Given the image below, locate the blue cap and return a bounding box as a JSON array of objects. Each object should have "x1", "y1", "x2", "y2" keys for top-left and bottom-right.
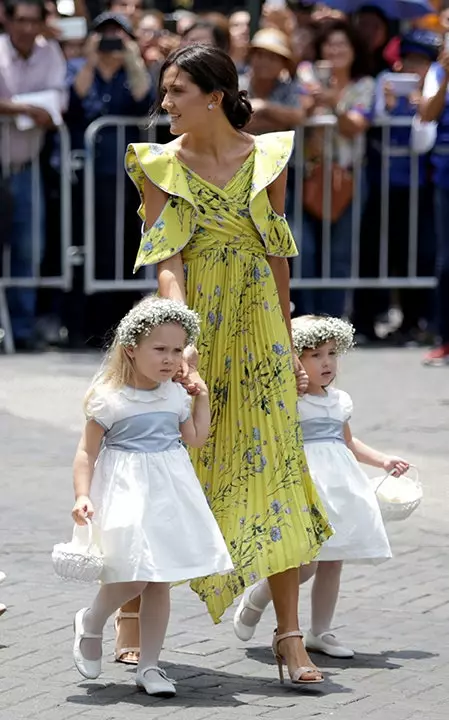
[
  {"x1": 400, "y1": 30, "x2": 441, "y2": 62},
  {"x1": 91, "y1": 12, "x2": 135, "y2": 39}
]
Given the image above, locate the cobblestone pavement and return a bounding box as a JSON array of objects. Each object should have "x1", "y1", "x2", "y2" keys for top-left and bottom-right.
[{"x1": 0, "y1": 349, "x2": 448, "y2": 720}]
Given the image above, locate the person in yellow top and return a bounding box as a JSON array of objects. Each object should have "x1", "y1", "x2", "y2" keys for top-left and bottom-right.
[{"x1": 119, "y1": 43, "x2": 333, "y2": 686}]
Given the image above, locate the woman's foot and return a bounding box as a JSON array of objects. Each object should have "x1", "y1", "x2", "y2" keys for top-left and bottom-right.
[
  {"x1": 114, "y1": 610, "x2": 140, "y2": 664},
  {"x1": 273, "y1": 630, "x2": 323, "y2": 684},
  {"x1": 305, "y1": 630, "x2": 354, "y2": 659}
]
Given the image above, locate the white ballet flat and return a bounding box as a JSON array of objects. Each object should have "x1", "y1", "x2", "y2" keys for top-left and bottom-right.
[
  {"x1": 305, "y1": 630, "x2": 354, "y2": 659},
  {"x1": 233, "y1": 587, "x2": 265, "y2": 642},
  {"x1": 136, "y1": 666, "x2": 176, "y2": 697},
  {"x1": 73, "y1": 608, "x2": 102, "y2": 679}
]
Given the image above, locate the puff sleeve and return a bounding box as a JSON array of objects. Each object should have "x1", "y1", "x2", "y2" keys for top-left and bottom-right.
[
  {"x1": 85, "y1": 388, "x2": 115, "y2": 431},
  {"x1": 125, "y1": 143, "x2": 198, "y2": 272},
  {"x1": 177, "y1": 384, "x2": 192, "y2": 424},
  {"x1": 338, "y1": 390, "x2": 354, "y2": 423},
  {"x1": 250, "y1": 131, "x2": 298, "y2": 258}
]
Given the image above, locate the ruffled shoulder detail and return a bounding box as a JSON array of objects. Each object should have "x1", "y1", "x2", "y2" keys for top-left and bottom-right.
[
  {"x1": 125, "y1": 143, "x2": 198, "y2": 271},
  {"x1": 250, "y1": 131, "x2": 298, "y2": 258},
  {"x1": 251, "y1": 131, "x2": 295, "y2": 200}
]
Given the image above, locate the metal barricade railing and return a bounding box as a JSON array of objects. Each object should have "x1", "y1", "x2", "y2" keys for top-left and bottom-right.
[
  {"x1": 0, "y1": 113, "x2": 438, "y2": 353},
  {"x1": 83, "y1": 115, "x2": 160, "y2": 295},
  {"x1": 82, "y1": 115, "x2": 437, "y2": 297},
  {"x1": 0, "y1": 120, "x2": 73, "y2": 353}
]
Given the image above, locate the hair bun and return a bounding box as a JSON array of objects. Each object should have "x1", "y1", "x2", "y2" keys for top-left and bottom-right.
[{"x1": 227, "y1": 89, "x2": 253, "y2": 130}]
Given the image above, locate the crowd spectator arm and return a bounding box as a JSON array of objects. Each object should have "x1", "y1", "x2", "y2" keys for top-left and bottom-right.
[
  {"x1": 419, "y1": 54, "x2": 449, "y2": 123},
  {"x1": 249, "y1": 98, "x2": 307, "y2": 133},
  {"x1": 309, "y1": 85, "x2": 371, "y2": 139},
  {"x1": 123, "y1": 38, "x2": 151, "y2": 101}
]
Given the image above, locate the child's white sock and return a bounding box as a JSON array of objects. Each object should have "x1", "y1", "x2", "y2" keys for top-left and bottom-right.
[
  {"x1": 310, "y1": 561, "x2": 342, "y2": 636},
  {"x1": 82, "y1": 581, "x2": 148, "y2": 660},
  {"x1": 138, "y1": 582, "x2": 170, "y2": 671}
]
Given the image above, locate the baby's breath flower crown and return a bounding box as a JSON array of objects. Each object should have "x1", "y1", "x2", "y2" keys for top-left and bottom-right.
[
  {"x1": 292, "y1": 315, "x2": 355, "y2": 356},
  {"x1": 116, "y1": 297, "x2": 200, "y2": 347}
]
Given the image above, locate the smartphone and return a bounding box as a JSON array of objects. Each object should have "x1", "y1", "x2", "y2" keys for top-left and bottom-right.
[
  {"x1": 315, "y1": 60, "x2": 333, "y2": 88},
  {"x1": 382, "y1": 72, "x2": 420, "y2": 96},
  {"x1": 98, "y1": 36, "x2": 124, "y2": 53},
  {"x1": 53, "y1": 16, "x2": 87, "y2": 41},
  {"x1": 164, "y1": 14, "x2": 178, "y2": 34}
]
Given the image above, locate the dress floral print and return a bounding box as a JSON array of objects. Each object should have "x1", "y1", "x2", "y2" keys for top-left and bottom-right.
[{"x1": 125, "y1": 131, "x2": 333, "y2": 623}]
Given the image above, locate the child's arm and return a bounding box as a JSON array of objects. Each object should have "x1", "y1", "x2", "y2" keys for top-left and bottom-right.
[
  {"x1": 72, "y1": 420, "x2": 105, "y2": 525},
  {"x1": 344, "y1": 422, "x2": 409, "y2": 476},
  {"x1": 180, "y1": 373, "x2": 211, "y2": 449}
]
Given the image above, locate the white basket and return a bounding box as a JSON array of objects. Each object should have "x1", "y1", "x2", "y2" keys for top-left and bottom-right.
[
  {"x1": 372, "y1": 466, "x2": 422, "y2": 523},
  {"x1": 52, "y1": 518, "x2": 104, "y2": 583}
]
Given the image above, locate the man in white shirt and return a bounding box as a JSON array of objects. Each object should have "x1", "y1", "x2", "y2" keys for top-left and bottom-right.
[{"x1": 0, "y1": 0, "x2": 66, "y2": 349}]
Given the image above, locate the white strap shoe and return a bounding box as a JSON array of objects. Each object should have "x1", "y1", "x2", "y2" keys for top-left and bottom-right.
[
  {"x1": 73, "y1": 608, "x2": 102, "y2": 679},
  {"x1": 233, "y1": 588, "x2": 265, "y2": 641},
  {"x1": 305, "y1": 630, "x2": 354, "y2": 659},
  {"x1": 136, "y1": 666, "x2": 176, "y2": 697}
]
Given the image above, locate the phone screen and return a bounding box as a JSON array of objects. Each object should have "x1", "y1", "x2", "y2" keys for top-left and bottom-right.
[{"x1": 98, "y1": 36, "x2": 124, "y2": 53}]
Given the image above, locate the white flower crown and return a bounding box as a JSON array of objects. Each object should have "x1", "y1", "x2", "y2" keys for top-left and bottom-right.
[
  {"x1": 292, "y1": 315, "x2": 355, "y2": 356},
  {"x1": 116, "y1": 297, "x2": 200, "y2": 347}
]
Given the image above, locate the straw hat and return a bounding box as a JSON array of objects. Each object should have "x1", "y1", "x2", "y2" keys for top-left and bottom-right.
[{"x1": 250, "y1": 28, "x2": 292, "y2": 61}]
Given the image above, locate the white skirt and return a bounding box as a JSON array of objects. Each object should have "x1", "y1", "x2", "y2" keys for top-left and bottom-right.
[
  {"x1": 306, "y1": 442, "x2": 392, "y2": 563},
  {"x1": 75, "y1": 444, "x2": 233, "y2": 583}
]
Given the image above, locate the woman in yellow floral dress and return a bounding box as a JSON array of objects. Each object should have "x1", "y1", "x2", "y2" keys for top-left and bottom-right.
[{"x1": 119, "y1": 44, "x2": 333, "y2": 685}]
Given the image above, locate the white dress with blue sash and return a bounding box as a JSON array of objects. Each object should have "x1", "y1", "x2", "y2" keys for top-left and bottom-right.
[
  {"x1": 299, "y1": 388, "x2": 391, "y2": 563},
  {"x1": 76, "y1": 381, "x2": 233, "y2": 584}
]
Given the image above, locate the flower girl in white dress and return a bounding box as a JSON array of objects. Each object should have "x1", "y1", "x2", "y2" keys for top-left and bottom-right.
[
  {"x1": 71, "y1": 297, "x2": 233, "y2": 697},
  {"x1": 233, "y1": 315, "x2": 409, "y2": 658}
]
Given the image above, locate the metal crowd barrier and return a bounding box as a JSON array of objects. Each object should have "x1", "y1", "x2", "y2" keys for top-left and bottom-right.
[
  {"x1": 0, "y1": 120, "x2": 72, "y2": 353},
  {"x1": 0, "y1": 113, "x2": 438, "y2": 354}
]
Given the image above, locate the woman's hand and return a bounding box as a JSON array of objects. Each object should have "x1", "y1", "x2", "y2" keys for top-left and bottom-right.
[
  {"x1": 382, "y1": 457, "x2": 410, "y2": 478},
  {"x1": 293, "y1": 353, "x2": 309, "y2": 396},
  {"x1": 175, "y1": 345, "x2": 202, "y2": 395},
  {"x1": 72, "y1": 496, "x2": 94, "y2": 525}
]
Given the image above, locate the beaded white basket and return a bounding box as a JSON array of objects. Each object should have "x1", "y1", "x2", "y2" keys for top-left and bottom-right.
[
  {"x1": 52, "y1": 518, "x2": 104, "y2": 583},
  {"x1": 372, "y1": 466, "x2": 422, "y2": 523}
]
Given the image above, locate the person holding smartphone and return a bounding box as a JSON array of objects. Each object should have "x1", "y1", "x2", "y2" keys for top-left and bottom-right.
[
  {"x1": 418, "y1": 23, "x2": 449, "y2": 366},
  {"x1": 63, "y1": 11, "x2": 153, "y2": 347},
  {"x1": 352, "y1": 30, "x2": 439, "y2": 347}
]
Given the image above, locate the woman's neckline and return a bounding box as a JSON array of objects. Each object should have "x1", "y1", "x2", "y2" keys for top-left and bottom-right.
[{"x1": 175, "y1": 144, "x2": 256, "y2": 193}]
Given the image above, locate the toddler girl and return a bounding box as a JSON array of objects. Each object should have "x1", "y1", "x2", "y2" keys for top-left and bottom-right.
[
  {"x1": 234, "y1": 315, "x2": 409, "y2": 658},
  {"x1": 71, "y1": 297, "x2": 233, "y2": 697}
]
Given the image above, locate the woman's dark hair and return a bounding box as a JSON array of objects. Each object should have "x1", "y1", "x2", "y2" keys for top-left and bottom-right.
[
  {"x1": 152, "y1": 44, "x2": 253, "y2": 130},
  {"x1": 314, "y1": 19, "x2": 371, "y2": 80},
  {"x1": 182, "y1": 20, "x2": 230, "y2": 53}
]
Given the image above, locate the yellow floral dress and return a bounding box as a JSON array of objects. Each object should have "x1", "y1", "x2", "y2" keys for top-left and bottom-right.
[{"x1": 125, "y1": 131, "x2": 332, "y2": 623}]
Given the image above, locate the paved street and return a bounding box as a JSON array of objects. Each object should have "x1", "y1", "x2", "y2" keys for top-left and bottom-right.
[{"x1": 0, "y1": 348, "x2": 448, "y2": 720}]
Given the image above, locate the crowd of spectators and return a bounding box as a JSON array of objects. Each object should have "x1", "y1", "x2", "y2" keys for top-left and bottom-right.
[{"x1": 1, "y1": 0, "x2": 449, "y2": 365}]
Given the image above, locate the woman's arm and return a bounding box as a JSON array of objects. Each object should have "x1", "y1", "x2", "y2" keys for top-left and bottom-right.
[
  {"x1": 420, "y1": 58, "x2": 449, "y2": 123},
  {"x1": 143, "y1": 177, "x2": 186, "y2": 303},
  {"x1": 267, "y1": 167, "x2": 293, "y2": 345}
]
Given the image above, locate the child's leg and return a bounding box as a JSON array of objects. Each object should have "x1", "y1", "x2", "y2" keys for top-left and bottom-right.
[
  {"x1": 305, "y1": 561, "x2": 353, "y2": 658},
  {"x1": 310, "y1": 561, "x2": 342, "y2": 635},
  {"x1": 82, "y1": 581, "x2": 148, "y2": 661},
  {"x1": 234, "y1": 562, "x2": 318, "y2": 639},
  {"x1": 138, "y1": 582, "x2": 170, "y2": 670}
]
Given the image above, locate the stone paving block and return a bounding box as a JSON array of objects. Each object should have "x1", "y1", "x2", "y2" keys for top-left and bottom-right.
[{"x1": 1, "y1": 350, "x2": 448, "y2": 720}]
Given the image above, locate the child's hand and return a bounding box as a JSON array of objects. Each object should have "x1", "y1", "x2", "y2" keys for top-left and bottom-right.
[
  {"x1": 383, "y1": 457, "x2": 410, "y2": 477},
  {"x1": 72, "y1": 496, "x2": 94, "y2": 525},
  {"x1": 293, "y1": 353, "x2": 309, "y2": 396},
  {"x1": 183, "y1": 370, "x2": 208, "y2": 398},
  {"x1": 383, "y1": 82, "x2": 397, "y2": 112}
]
